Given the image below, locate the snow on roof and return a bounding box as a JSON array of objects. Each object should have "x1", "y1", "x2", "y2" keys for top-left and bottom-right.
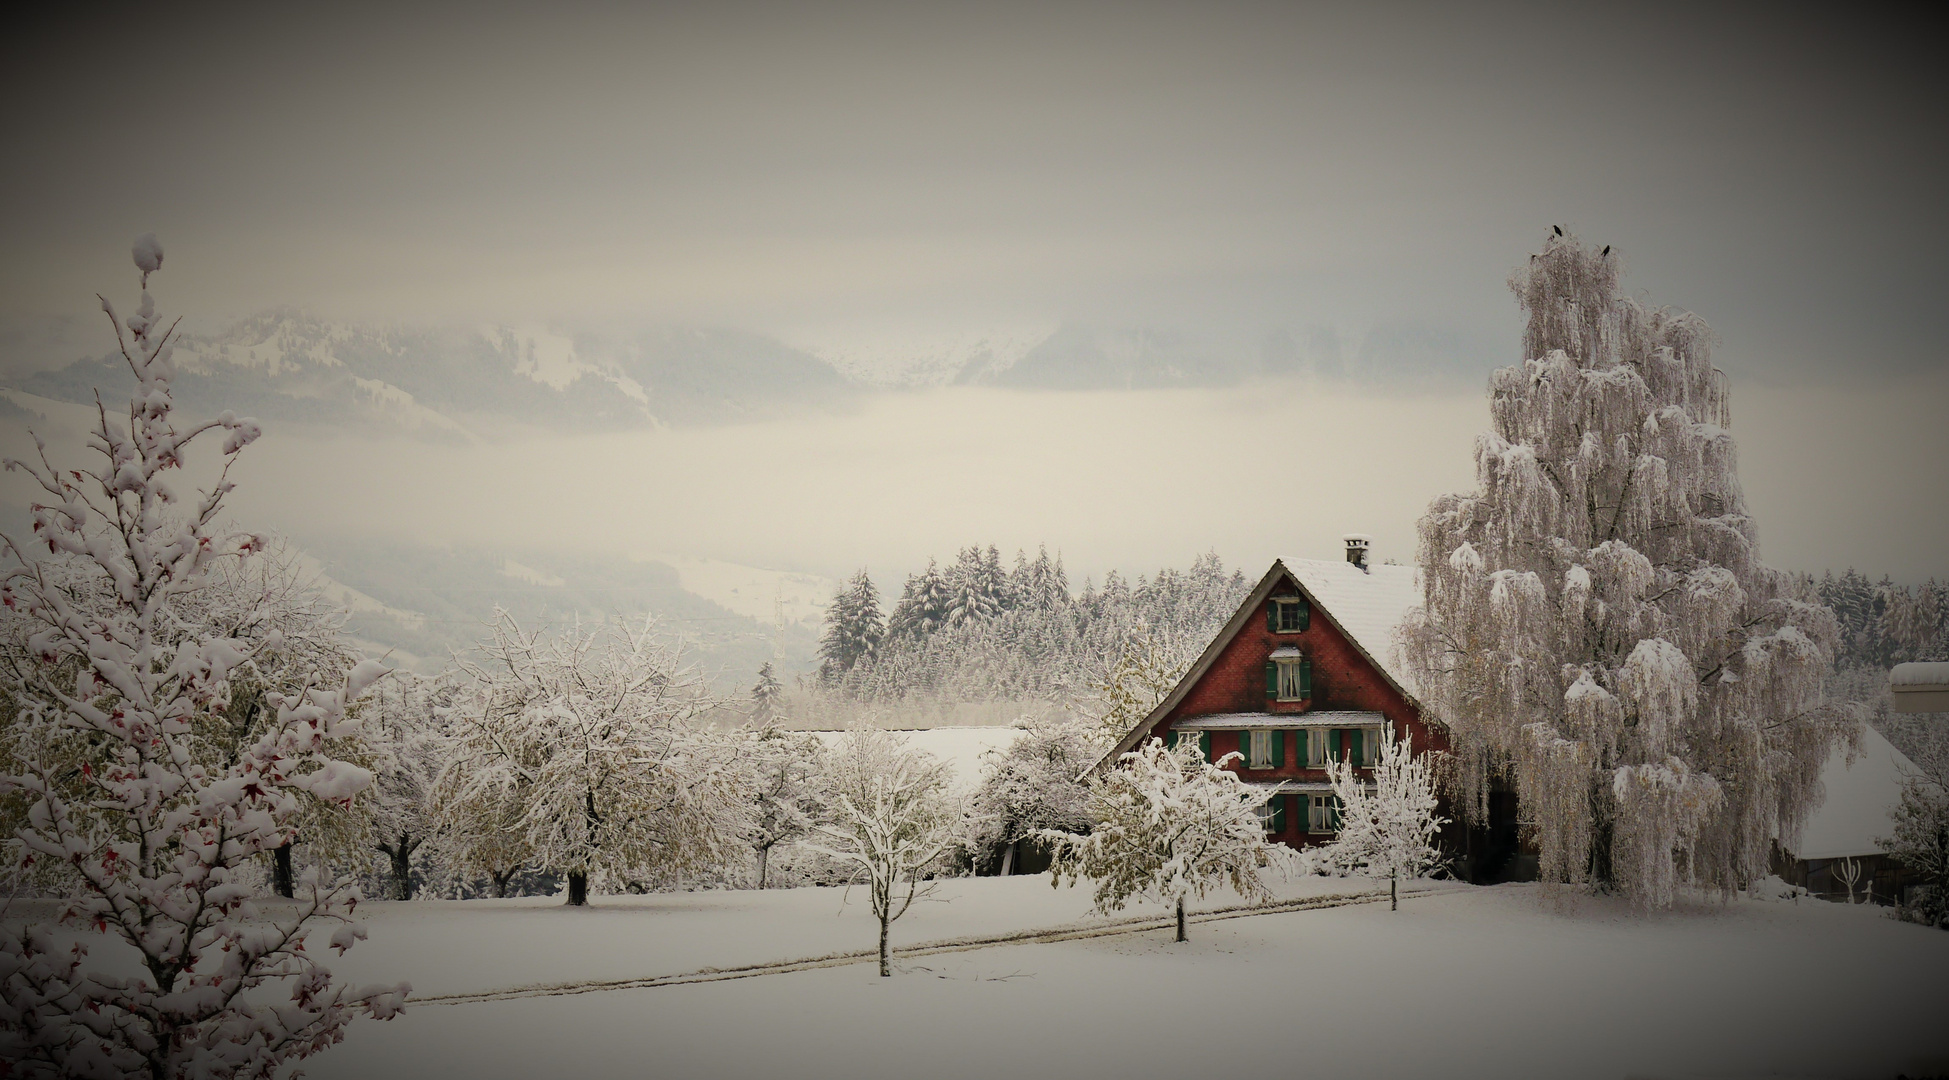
[
  {"x1": 1790, "y1": 724, "x2": 1926, "y2": 861},
  {"x1": 1171, "y1": 711, "x2": 1387, "y2": 730},
  {"x1": 811, "y1": 727, "x2": 1021, "y2": 796},
  {"x1": 1282, "y1": 557, "x2": 1425, "y2": 698},
  {"x1": 1891, "y1": 662, "x2": 1949, "y2": 688}
]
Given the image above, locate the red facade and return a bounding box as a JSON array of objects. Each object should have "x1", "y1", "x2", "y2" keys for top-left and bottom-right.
[{"x1": 1149, "y1": 565, "x2": 1448, "y2": 849}]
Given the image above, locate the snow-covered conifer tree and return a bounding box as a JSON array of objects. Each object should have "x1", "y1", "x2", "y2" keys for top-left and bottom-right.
[
  {"x1": 750, "y1": 662, "x2": 784, "y2": 725},
  {"x1": 1401, "y1": 232, "x2": 1853, "y2": 909},
  {"x1": 1321, "y1": 727, "x2": 1446, "y2": 910},
  {"x1": 819, "y1": 569, "x2": 884, "y2": 682},
  {"x1": 745, "y1": 725, "x2": 824, "y2": 889},
  {"x1": 1047, "y1": 738, "x2": 1282, "y2": 942},
  {"x1": 0, "y1": 237, "x2": 405, "y2": 1077},
  {"x1": 810, "y1": 729, "x2": 956, "y2": 975},
  {"x1": 945, "y1": 546, "x2": 1004, "y2": 627},
  {"x1": 884, "y1": 559, "x2": 952, "y2": 643},
  {"x1": 432, "y1": 611, "x2": 746, "y2": 905}
]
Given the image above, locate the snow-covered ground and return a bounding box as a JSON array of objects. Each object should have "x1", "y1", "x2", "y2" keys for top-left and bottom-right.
[{"x1": 310, "y1": 877, "x2": 1949, "y2": 1080}]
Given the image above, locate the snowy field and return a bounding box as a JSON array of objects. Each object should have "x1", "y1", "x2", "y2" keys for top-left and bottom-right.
[{"x1": 309, "y1": 877, "x2": 1949, "y2": 1080}]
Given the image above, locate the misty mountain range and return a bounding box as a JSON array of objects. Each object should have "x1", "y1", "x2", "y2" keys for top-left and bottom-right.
[{"x1": 4, "y1": 310, "x2": 1494, "y2": 435}]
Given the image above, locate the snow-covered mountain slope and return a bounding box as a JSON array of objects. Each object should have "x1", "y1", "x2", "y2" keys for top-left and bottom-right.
[
  {"x1": 781, "y1": 323, "x2": 1058, "y2": 388},
  {"x1": 14, "y1": 312, "x2": 855, "y2": 434}
]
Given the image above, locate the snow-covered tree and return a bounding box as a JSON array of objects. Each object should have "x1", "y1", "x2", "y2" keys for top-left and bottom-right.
[
  {"x1": 362, "y1": 674, "x2": 450, "y2": 901},
  {"x1": 1401, "y1": 231, "x2": 1854, "y2": 909},
  {"x1": 819, "y1": 569, "x2": 884, "y2": 682},
  {"x1": 1878, "y1": 775, "x2": 1949, "y2": 928},
  {"x1": 1088, "y1": 628, "x2": 1187, "y2": 741},
  {"x1": 744, "y1": 725, "x2": 824, "y2": 889},
  {"x1": 810, "y1": 728, "x2": 957, "y2": 976},
  {"x1": 0, "y1": 236, "x2": 405, "y2": 1077},
  {"x1": 945, "y1": 545, "x2": 1005, "y2": 627},
  {"x1": 966, "y1": 713, "x2": 1104, "y2": 874},
  {"x1": 1047, "y1": 737, "x2": 1283, "y2": 942},
  {"x1": 432, "y1": 611, "x2": 746, "y2": 905},
  {"x1": 884, "y1": 559, "x2": 953, "y2": 643},
  {"x1": 749, "y1": 662, "x2": 784, "y2": 725},
  {"x1": 1321, "y1": 727, "x2": 1446, "y2": 910}
]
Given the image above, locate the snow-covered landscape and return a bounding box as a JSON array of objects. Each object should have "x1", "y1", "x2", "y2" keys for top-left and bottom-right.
[
  {"x1": 316, "y1": 878, "x2": 1949, "y2": 1080},
  {"x1": 5, "y1": 6, "x2": 1949, "y2": 1080}
]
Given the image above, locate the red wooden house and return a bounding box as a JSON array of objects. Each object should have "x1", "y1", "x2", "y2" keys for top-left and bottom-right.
[{"x1": 1099, "y1": 539, "x2": 1452, "y2": 852}]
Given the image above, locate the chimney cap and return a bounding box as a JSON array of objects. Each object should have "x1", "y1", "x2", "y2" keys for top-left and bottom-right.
[{"x1": 1343, "y1": 534, "x2": 1371, "y2": 571}]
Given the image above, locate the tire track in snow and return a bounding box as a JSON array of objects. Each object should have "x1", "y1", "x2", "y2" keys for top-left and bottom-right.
[{"x1": 414, "y1": 887, "x2": 1450, "y2": 1006}]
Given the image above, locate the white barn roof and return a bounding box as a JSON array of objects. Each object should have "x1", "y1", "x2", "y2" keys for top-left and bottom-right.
[{"x1": 1790, "y1": 724, "x2": 1926, "y2": 861}]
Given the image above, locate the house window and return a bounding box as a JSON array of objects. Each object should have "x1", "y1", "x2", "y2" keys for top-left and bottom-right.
[
  {"x1": 1266, "y1": 653, "x2": 1311, "y2": 702},
  {"x1": 1243, "y1": 729, "x2": 1281, "y2": 770},
  {"x1": 1256, "y1": 797, "x2": 1287, "y2": 833},
  {"x1": 1268, "y1": 596, "x2": 1310, "y2": 633},
  {"x1": 1328, "y1": 727, "x2": 1381, "y2": 767},
  {"x1": 1304, "y1": 729, "x2": 1326, "y2": 767},
  {"x1": 1305, "y1": 794, "x2": 1341, "y2": 834}
]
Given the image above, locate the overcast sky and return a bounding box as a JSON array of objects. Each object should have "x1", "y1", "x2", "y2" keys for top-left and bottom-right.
[{"x1": 2, "y1": 3, "x2": 1944, "y2": 584}]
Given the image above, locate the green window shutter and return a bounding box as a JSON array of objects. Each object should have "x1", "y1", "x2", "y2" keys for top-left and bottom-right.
[
  {"x1": 1328, "y1": 728, "x2": 1341, "y2": 761},
  {"x1": 1267, "y1": 603, "x2": 1279, "y2": 632},
  {"x1": 1269, "y1": 729, "x2": 1283, "y2": 768},
  {"x1": 1265, "y1": 661, "x2": 1279, "y2": 697},
  {"x1": 1200, "y1": 732, "x2": 1212, "y2": 762},
  {"x1": 1273, "y1": 797, "x2": 1288, "y2": 833},
  {"x1": 1297, "y1": 597, "x2": 1310, "y2": 630},
  {"x1": 1299, "y1": 659, "x2": 1312, "y2": 698},
  {"x1": 1238, "y1": 730, "x2": 1253, "y2": 765},
  {"x1": 1293, "y1": 729, "x2": 1307, "y2": 767},
  {"x1": 1349, "y1": 728, "x2": 1362, "y2": 766},
  {"x1": 1165, "y1": 729, "x2": 1178, "y2": 749}
]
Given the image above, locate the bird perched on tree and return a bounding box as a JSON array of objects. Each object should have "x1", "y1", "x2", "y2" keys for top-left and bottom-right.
[
  {"x1": 1601, "y1": 245, "x2": 1611, "y2": 256},
  {"x1": 1553, "y1": 225, "x2": 1563, "y2": 237}
]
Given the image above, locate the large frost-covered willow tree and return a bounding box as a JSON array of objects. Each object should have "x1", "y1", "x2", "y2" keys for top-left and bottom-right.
[{"x1": 1401, "y1": 232, "x2": 1853, "y2": 908}]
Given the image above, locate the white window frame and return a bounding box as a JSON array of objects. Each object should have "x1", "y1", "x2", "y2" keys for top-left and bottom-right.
[
  {"x1": 1272, "y1": 597, "x2": 1306, "y2": 633},
  {"x1": 1246, "y1": 729, "x2": 1275, "y2": 770},
  {"x1": 1306, "y1": 794, "x2": 1335, "y2": 834},
  {"x1": 1304, "y1": 729, "x2": 1327, "y2": 767},
  {"x1": 1275, "y1": 660, "x2": 1306, "y2": 702}
]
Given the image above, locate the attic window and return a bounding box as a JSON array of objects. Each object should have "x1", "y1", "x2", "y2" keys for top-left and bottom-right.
[
  {"x1": 1268, "y1": 595, "x2": 1309, "y2": 633},
  {"x1": 1266, "y1": 647, "x2": 1311, "y2": 702}
]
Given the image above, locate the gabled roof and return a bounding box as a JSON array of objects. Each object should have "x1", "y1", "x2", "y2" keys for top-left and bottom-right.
[
  {"x1": 1091, "y1": 557, "x2": 1429, "y2": 773},
  {"x1": 1789, "y1": 724, "x2": 1932, "y2": 861}
]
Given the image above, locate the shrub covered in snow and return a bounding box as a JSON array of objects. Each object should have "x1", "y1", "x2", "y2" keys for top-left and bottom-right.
[
  {"x1": 1402, "y1": 231, "x2": 1855, "y2": 909},
  {"x1": 0, "y1": 237, "x2": 405, "y2": 1077}
]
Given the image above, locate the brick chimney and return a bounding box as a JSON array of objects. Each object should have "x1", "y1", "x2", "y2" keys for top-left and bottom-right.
[{"x1": 1344, "y1": 534, "x2": 1371, "y2": 572}]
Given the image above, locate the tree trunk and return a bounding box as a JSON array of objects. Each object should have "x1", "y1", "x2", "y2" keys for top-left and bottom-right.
[
  {"x1": 491, "y1": 868, "x2": 515, "y2": 898},
  {"x1": 1175, "y1": 897, "x2": 1187, "y2": 943},
  {"x1": 999, "y1": 841, "x2": 1016, "y2": 877},
  {"x1": 567, "y1": 871, "x2": 589, "y2": 906},
  {"x1": 757, "y1": 845, "x2": 770, "y2": 890},
  {"x1": 1391, "y1": 869, "x2": 1398, "y2": 911},
  {"x1": 389, "y1": 837, "x2": 415, "y2": 901},
  {"x1": 878, "y1": 913, "x2": 891, "y2": 977},
  {"x1": 273, "y1": 842, "x2": 294, "y2": 899}
]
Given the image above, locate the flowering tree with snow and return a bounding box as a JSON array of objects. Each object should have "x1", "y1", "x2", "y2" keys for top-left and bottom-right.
[
  {"x1": 0, "y1": 236, "x2": 406, "y2": 1077},
  {"x1": 1401, "y1": 231, "x2": 1853, "y2": 909},
  {"x1": 432, "y1": 611, "x2": 746, "y2": 905},
  {"x1": 1088, "y1": 628, "x2": 1187, "y2": 742},
  {"x1": 1321, "y1": 727, "x2": 1446, "y2": 910},
  {"x1": 809, "y1": 728, "x2": 957, "y2": 976},
  {"x1": 1047, "y1": 737, "x2": 1281, "y2": 942}
]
